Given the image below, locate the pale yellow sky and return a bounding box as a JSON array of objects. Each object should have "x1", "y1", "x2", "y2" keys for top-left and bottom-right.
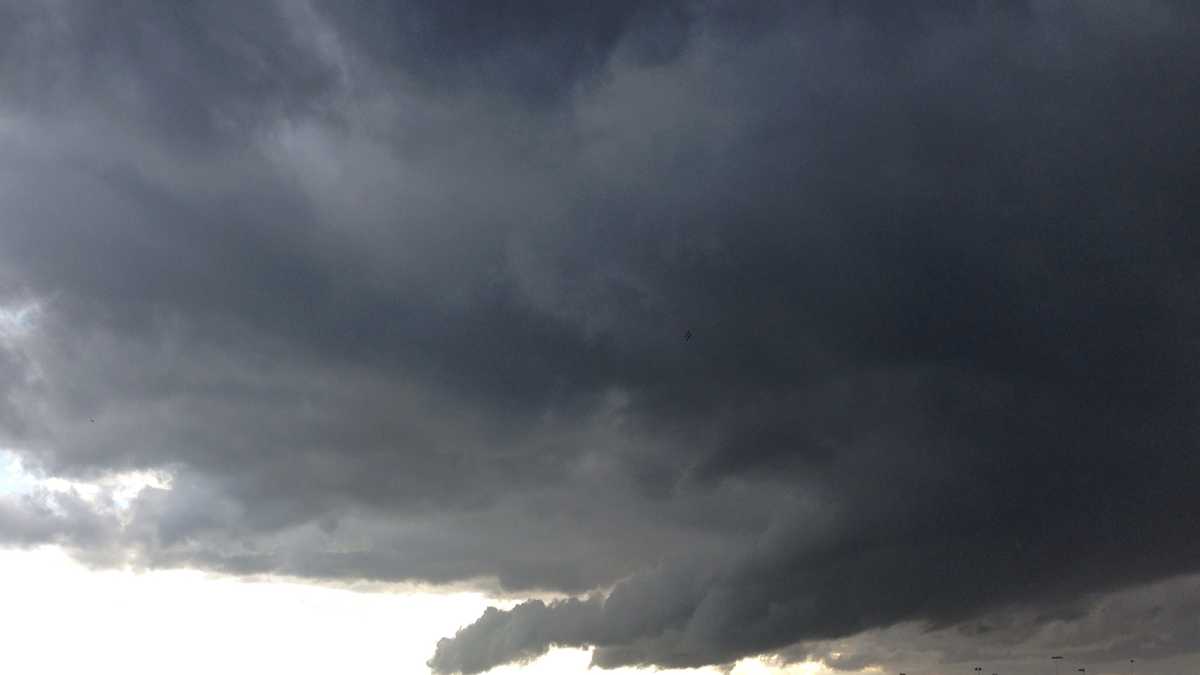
[
  {"x1": 0, "y1": 452, "x2": 845, "y2": 675},
  {"x1": 0, "y1": 546, "x2": 833, "y2": 675}
]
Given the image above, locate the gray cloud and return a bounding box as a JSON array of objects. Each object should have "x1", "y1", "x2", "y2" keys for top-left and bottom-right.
[
  {"x1": 428, "y1": 597, "x2": 606, "y2": 674},
  {"x1": 0, "y1": 488, "x2": 120, "y2": 552},
  {"x1": 2, "y1": 0, "x2": 1200, "y2": 672},
  {"x1": 778, "y1": 572, "x2": 1200, "y2": 675}
]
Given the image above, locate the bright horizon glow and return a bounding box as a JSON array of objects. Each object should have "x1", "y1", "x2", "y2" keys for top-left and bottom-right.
[
  {"x1": 0, "y1": 545, "x2": 491, "y2": 675},
  {"x1": 0, "y1": 545, "x2": 831, "y2": 675},
  {"x1": 2, "y1": 447, "x2": 827, "y2": 675}
]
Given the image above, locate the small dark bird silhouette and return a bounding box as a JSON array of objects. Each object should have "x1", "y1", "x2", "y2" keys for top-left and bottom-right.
[
  {"x1": 90, "y1": 418, "x2": 95, "y2": 423},
  {"x1": 683, "y1": 329, "x2": 693, "y2": 342}
]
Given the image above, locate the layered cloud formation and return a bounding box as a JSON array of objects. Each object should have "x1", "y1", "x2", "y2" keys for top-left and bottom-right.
[{"x1": 2, "y1": 1, "x2": 1199, "y2": 672}]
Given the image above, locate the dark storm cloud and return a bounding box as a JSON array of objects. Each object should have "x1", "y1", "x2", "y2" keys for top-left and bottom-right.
[
  {"x1": 0, "y1": 0, "x2": 339, "y2": 149},
  {"x1": 2, "y1": 1, "x2": 1200, "y2": 673},
  {"x1": 0, "y1": 488, "x2": 120, "y2": 552},
  {"x1": 773, "y1": 572, "x2": 1200, "y2": 674},
  {"x1": 313, "y1": 0, "x2": 701, "y2": 101}
]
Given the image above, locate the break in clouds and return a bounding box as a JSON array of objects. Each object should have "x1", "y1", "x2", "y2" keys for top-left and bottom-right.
[{"x1": 2, "y1": 1, "x2": 1199, "y2": 672}]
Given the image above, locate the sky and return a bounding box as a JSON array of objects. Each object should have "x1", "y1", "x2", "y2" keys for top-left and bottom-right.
[{"x1": 1, "y1": 1, "x2": 1199, "y2": 674}]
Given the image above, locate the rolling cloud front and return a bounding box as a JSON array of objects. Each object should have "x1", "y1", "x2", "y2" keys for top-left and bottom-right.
[{"x1": 1, "y1": 1, "x2": 1199, "y2": 673}]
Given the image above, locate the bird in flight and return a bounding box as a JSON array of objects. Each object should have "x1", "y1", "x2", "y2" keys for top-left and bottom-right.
[{"x1": 683, "y1": 329, "x2": 693, "y2": 342}]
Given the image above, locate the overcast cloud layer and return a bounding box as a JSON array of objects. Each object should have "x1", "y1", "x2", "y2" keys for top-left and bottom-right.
[{"x1": 2, "y1": 1, "x2": 1199, "y2": 673}]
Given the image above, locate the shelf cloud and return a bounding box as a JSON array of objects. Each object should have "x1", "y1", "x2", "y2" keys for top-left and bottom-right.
[{"x1": 2, "y1": 1, "x2": 1199, "y2": 672}]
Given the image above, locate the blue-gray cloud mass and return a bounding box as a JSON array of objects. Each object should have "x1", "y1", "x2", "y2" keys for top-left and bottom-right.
[{"x1": 1, "y1": 1, "x2": 1199, "y2": 673}]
